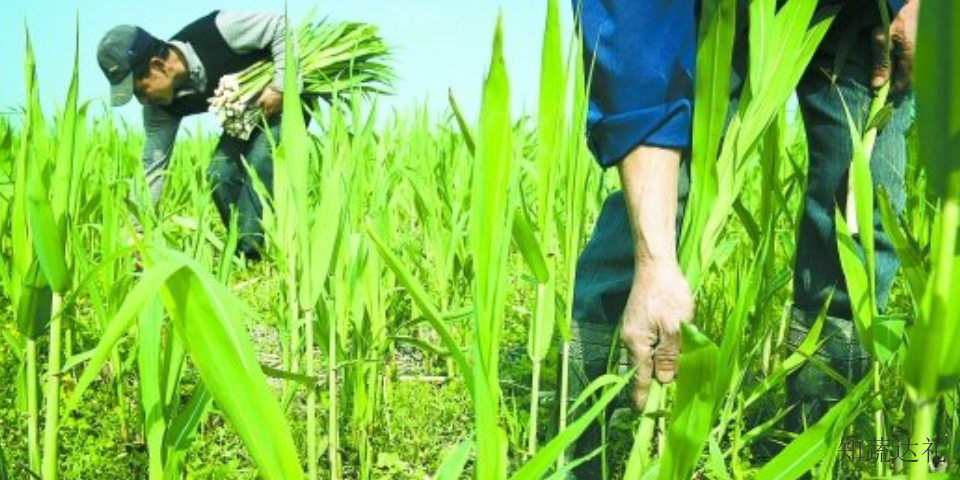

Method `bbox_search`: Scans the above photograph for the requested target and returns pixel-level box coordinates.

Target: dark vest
[161,11,270,117]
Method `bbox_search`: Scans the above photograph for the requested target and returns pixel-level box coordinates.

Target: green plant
[905,1,960,478]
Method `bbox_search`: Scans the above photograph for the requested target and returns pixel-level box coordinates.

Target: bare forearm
[616,145,691,408]
[617,145,682,270]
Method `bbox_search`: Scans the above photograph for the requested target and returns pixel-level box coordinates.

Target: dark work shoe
[784,307,870,433]
[560,319,627,480]
[236,240,263,263]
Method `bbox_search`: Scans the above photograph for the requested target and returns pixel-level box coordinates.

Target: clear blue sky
[2,1,574,129]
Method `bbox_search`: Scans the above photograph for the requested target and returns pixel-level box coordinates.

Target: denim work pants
[564,27,913,480]
[207,116,281,258]
[785,55,913,434]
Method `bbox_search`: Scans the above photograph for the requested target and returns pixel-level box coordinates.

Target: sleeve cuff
[887,0,906,14]
[586,99,692,168]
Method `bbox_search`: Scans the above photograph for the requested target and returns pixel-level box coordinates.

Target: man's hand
[616,145,692,409]
[871,0,919,95]
[621,261,694,408]
[257,86,283,118]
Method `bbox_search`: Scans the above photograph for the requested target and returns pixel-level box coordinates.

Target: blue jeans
[793,61,913,320]
[785,48,913,436]
[207,116,281,257]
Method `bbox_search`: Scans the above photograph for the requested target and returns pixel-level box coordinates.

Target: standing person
[564,0,918,477]
[97,10,293,260]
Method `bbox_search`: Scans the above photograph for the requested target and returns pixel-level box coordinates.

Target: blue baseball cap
[97,25,163,106]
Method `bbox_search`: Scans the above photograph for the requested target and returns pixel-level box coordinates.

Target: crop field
[0,0,957,479]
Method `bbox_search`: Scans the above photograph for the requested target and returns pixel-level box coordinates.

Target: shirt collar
[170,40,207,97]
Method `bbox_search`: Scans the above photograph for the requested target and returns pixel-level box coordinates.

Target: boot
[560,320,628,480]
[784,308,870,433]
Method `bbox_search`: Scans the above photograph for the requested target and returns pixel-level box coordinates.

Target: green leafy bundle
[208,18,393,139]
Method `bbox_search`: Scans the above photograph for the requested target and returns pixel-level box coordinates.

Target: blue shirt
[579,0,909,167]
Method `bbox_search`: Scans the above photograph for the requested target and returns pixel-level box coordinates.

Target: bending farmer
[97,10,294,260]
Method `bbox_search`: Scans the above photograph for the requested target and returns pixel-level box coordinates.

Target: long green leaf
[748,0,776,91]
[679,0,736,286]
[567,373,629,414]
[842,90,879,324]
[558,16,592,342]
[52,15,79,231]
[25,160,69,293]
[139,297,165,480]
[157,249,302,480]
[659,324,721,480]
[754,378,870,480]
[17,259,51,339]
[162,384,213,479]
[66,248,302,479]
[367,226,474,392]
[512,207,550,283]
[510,372,631,480]
[528,277,557,363]
[433,437,473,480]
[66,259,187,415]
[835,207,874,354]
[22,28,68,294]
[305,168,344,306]
[745,298,829,408]
[915,0,960,197]
[872,314,906,365]
[536,0,563,230]
[877,191,927,304]
[904,0,960,401]
[447,89,476,156]
[694,1,837,289]
[472,12,514,480]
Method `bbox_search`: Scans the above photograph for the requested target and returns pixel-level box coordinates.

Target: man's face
[134,61,174,106]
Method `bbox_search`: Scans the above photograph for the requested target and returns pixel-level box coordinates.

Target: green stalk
[526,274,557,459]
[112,352,128,442]
[102,174,129,443]
[623,381,663,478]
[41,293,63,480]
[0,438,7,480]
[859,74,889,480]
[908,3,958,476]
[139,296,165,480]
[27,339,39,475]
[527,0,563,458]
[874,361,885,477]
[528,355,542,457]
[238,61,272,84]
[556,341,569,458]
[555,11,590,471]
[306,308,317,480]
[909,400,936,480]
[238,77,271,103]
[910,180,959,480]
[288,263,300,378]
[328,306,341,480]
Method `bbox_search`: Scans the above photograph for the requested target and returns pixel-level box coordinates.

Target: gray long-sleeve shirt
[142,10,287,206]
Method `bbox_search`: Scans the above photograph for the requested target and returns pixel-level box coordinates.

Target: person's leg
[207,132,247,233]
[234,116,281,259]
[566,191,636,480]
[789,38,912,430]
